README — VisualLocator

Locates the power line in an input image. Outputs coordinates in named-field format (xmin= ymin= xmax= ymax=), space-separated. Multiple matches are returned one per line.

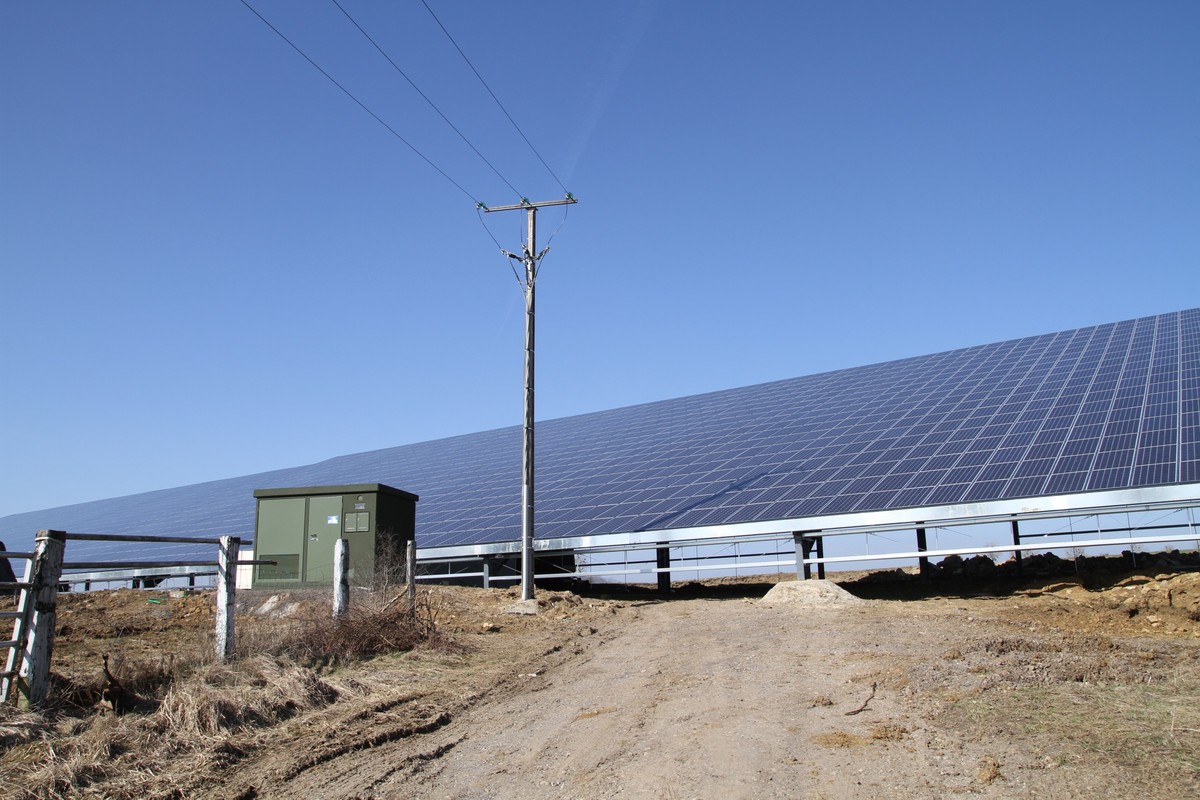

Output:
xmin=328 ymin=0 xmax=524 ymax=200
xmin=419 ymin=0 xmax=568 ymax=194
xmin=238 ymin=0 xmax=480 ymax=204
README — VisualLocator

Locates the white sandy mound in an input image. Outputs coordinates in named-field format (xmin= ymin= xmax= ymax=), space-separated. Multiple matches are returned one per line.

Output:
xmin=762 ymin=580 xmax=863 ymax=606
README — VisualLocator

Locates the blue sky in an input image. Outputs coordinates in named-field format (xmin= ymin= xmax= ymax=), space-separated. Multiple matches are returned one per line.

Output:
xmin=2 ymin=0 xmax=1197 ymax=521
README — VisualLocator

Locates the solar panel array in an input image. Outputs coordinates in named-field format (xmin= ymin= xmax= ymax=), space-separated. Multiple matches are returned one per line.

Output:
xmin=2 ymin=309 xmax=1197 ymax=563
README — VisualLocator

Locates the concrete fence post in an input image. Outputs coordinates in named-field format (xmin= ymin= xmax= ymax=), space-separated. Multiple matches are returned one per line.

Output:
xmin=20 ymin=530 xmax=65 ymax=709
xmin=333 ymin=538 xmax=349 ymax=620
xmin=406 ymin=538 xmax=416 ymax=615
xmin=215 ymin=536 xmax=239 ymax=662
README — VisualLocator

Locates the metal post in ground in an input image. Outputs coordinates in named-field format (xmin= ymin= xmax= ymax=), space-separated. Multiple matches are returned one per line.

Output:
xmin=656 ymin=544 xmax=671 ymax=594
xmin=1010 ymin=519 xmax=1024 ymax=578
xmin=794 ymin=532 xmax=823 ymax=580
xmin=916 ymin=526 xmax=930 ymax=577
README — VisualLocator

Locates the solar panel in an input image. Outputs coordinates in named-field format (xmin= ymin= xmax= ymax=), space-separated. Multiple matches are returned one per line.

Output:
xmin=2 ymin=309 xmax=1198 ymax=563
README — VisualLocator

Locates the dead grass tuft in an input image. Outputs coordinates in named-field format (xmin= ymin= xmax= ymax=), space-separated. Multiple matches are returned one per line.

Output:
xmin=869 ymin=723 xmax=909 ymax=741
xmin=813 ymin=730 xmax=869 ymax=748
xmin=977 ymin=755 xmax=1004 ymax=785
xmin=151 ymin=655 xmax=339 ymax=737
xmin=0 ymin=705 xmax=55 ymax=753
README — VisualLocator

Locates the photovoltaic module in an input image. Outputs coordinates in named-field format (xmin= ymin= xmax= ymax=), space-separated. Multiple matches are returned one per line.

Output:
xmin=2 ymin=308 xmax=1196 ymax=563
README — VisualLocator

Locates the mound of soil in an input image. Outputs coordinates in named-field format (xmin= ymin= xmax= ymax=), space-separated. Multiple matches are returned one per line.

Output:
xmin=761 ymin=578 xmax=864 ymax=606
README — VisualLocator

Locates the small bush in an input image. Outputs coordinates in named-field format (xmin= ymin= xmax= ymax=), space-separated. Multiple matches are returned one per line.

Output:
xmin=273 ymin=591 xmax=446 ymax=667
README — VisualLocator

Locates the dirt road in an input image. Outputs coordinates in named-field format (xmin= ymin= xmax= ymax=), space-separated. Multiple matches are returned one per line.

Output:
xmin=223 ymin=579 xmax=1200 ymax=800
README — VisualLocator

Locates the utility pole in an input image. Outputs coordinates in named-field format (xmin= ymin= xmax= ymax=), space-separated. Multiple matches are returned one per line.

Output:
xmin=481 ymin=194 xmax=577 ymax=601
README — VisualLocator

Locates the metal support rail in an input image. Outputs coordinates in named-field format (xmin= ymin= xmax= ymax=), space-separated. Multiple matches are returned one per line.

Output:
xmin=417 ymin=534 xmax=1200 ymax=585
xmin=427 ymin=535 xmax=1200 ymax=584
xmin=62 ymin=533 xmax=235 ymax=545
xmin=415 ymin=558 xmax=801 ymax=583
xmin=64 ymin=561 xmax=222 ymax=570
xmin=1007 ymin=521 xmax=1194 ymax=540
xmin=803 ymin=532 xmax=1200 ymax=567
xmin=61 ymin=559 xmax=271 ymax=571
xmin=56 ymin=561 xmax=275 ymax=589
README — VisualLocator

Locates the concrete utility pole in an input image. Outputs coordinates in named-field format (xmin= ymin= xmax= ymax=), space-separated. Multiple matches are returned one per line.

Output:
xmin=482 ymin=194 xmax=577 ymax=601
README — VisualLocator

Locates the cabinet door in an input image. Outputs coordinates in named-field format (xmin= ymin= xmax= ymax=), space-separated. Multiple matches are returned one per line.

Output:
xmin=255 ymin=497 xmax=306 ymax=583
xmin=304 ymin=495 xmax=343 ymax=583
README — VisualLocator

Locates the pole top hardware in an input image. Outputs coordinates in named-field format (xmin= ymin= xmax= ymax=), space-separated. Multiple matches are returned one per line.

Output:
xmin=482 ymin=193 xmax=578 ymax=213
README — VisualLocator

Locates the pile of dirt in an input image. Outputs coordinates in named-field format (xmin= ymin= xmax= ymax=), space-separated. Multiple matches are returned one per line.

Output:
xmin=761 ymin=578 xmax=864 ymax=606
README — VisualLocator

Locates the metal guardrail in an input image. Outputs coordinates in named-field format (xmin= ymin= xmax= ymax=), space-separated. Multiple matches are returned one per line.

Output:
xmin=58 ymin=560 xmax=274 ymax=589
xmin=64 ymin=533 xmax=231 ymax=545
xmin=60 ymin=565 xmax=218 ymax=587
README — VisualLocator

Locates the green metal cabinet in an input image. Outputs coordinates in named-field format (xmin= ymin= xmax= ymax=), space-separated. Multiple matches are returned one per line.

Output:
xmin=251 ymin=484 xmax=418 ymax=588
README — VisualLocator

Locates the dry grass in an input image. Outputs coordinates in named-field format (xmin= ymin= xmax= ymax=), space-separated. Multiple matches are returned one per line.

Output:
xmin=1 ymin=655 xmax=352 ymax=800
xmin=2 ymin=660 xmax=334 ymax=798
xmin=0 ymin=590 xmax=453 ymax=800
xmin=812 ymin=730 xmax=869 ymax=748
xmin=151 ymin=656 xmax=340 ymax=737
xmin=958 ymin=661 xmax=1200 ymax=787
xmin=811 ymin=723 xmax=908 ymax=749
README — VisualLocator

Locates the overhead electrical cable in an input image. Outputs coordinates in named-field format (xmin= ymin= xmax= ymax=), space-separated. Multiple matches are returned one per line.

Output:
xmin=238 ymin=0 xmax=479 ymax=204
xmin=419 ymin=0 xmax=569 ymax=194
xmin=475 ymin=204 xmax=515 ymax=270
xmin=542 ymin=200 xmax=570 ymax=249
xmin=328 ymin=0 xmax=524 ymax=201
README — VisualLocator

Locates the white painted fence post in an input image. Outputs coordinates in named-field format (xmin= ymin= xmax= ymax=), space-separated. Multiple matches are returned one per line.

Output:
xmin=333 ymin=538 xmax=349 ymax=620
xmin=406 ymin=538 xmax=416 ymax=615
xmin=20 ymin=530 xmax=65 ymax=709
xmin=215 ymin=535 xmax=239 ymax=662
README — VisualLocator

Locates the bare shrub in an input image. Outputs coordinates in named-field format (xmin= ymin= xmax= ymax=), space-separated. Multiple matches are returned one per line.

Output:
xmin=271 ymin=589 xmax=449 ymax=667
xmin=371 ymin=532 xmax=411 ymax=590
